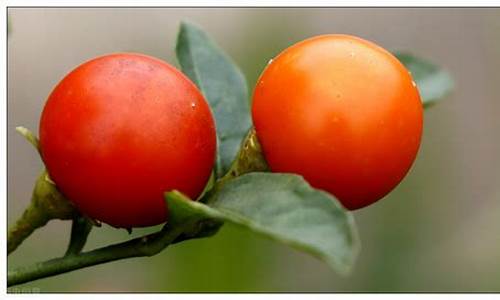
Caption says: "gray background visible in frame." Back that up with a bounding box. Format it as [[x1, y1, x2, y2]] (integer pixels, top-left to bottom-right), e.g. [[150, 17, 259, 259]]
[[7, 8, 500, 291]]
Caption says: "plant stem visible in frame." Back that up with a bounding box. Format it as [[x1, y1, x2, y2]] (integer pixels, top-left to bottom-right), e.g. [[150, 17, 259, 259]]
[[7, 196, 51, 255], [7, 171, 76, 255], [8, 222, 186, 287], [219, 128, 269, 185], [64, 216, 93, 256], [7, 127, 268, 286]]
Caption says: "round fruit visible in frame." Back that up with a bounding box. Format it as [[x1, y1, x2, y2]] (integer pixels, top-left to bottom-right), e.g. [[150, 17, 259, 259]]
[[39, 53, 216, 228], [252, 35, 423, 210]]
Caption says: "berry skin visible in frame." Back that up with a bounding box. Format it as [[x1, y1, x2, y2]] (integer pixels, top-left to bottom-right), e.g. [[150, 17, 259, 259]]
[[40, 53, 216, 228], [252, 35, 423, 210]]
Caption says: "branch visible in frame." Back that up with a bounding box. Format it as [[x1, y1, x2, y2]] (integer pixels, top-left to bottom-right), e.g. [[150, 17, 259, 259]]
[[8, 193, 50, 255], [64, 216, 93, 256], [8, 221, 188, 287], [7, 127, 266, 286], [9, 127, 77, 255], [7, 170, 76, 255]]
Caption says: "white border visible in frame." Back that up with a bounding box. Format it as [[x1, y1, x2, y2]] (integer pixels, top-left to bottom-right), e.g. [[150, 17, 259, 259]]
[[3, 2, 500, 299]]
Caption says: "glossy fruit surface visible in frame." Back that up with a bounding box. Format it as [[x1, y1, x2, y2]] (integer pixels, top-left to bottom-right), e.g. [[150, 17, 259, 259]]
[[252, 35, 423, 210], [40, 53, 216, 227]]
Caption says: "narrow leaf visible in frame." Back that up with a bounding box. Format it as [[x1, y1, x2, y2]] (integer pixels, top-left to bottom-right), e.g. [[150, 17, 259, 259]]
[[166, 173, 360, 274], [176, 21, 251, 177], [395, 52, 454, 107], [16, 126, 40, 154]]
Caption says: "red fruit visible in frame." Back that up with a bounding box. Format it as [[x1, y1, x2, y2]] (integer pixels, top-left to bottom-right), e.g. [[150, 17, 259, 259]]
[[252, 35, 423, 210], [40, 53, 216, 228]]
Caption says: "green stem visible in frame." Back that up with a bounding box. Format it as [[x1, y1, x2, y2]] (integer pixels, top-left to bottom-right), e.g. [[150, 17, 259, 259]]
[[8, 222, 187, 287], [218, 128, 269, 186], [7, 196, 51, 255], [7, 127, 268, 286], [7, 170, 76, 255], [64, 216, 93, 256]]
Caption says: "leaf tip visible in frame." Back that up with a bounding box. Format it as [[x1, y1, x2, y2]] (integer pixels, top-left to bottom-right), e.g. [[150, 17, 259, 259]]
[[177, 20, 188, 34], [16, 126, 40, 153], [177, 19, 202, 35]]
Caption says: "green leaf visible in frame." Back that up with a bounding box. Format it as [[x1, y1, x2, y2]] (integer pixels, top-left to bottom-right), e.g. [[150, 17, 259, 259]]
[[176, 21, 251, 178], [395, 52, 454, 108], [166, 173, 360, 274], [166, 191, 224, 244], [16, 126, 40, 154]]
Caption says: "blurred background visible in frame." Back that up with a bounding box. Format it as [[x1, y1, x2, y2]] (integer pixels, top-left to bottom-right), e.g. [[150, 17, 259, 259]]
[[7, 8, 500, 292]]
